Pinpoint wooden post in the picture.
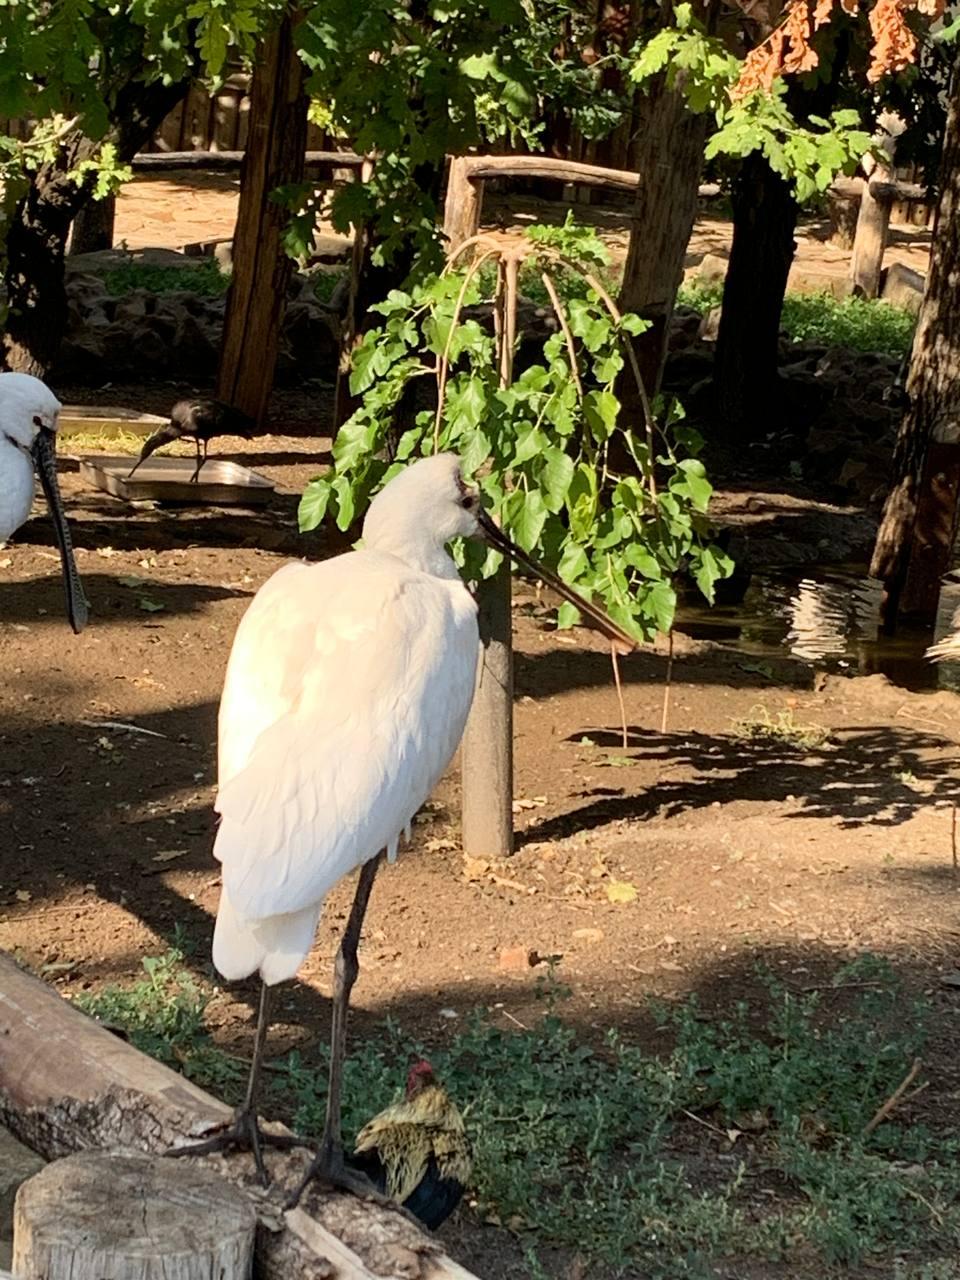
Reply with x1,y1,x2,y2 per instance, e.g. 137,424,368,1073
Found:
216,11,308,425
461,566,514,858
849,112,905,299
871,77,960,628
0,953,480,1280
442,157,483,252
461,254,518,859
13,1153,255,1280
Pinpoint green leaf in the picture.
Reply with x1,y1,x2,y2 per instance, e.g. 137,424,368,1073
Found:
461,426,491,476
298,479,331,532
583,389,619,440
647,580,676,634
557,600,582,630
558,542,589,582
513,490,548,553
541,448,575,513
332,475,357,531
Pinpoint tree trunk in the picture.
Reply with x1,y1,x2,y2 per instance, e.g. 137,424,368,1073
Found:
870,61,960,628
618,87,709,398
68,195,116,255
2,75,192,376
216,12,308,426
713,151,798,438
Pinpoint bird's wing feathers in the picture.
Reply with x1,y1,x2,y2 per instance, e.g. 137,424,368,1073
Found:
214,550,478,922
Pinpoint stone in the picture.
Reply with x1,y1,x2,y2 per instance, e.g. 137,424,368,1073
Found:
498,946,535,973
697,305,722,342
880,262,925,315
696,252,729,285
0,1126,43,1240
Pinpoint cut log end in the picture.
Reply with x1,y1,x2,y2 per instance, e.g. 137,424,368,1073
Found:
13,1151,256,1280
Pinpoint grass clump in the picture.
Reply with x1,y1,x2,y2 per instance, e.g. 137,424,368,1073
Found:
102,258,231,297
677,281,915,357
77,947,957,1279
731,704,831,750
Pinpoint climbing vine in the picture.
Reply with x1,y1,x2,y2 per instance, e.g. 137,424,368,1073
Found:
299,220,733,642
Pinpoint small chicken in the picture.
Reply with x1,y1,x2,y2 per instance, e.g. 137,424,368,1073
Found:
348,1060,471,1229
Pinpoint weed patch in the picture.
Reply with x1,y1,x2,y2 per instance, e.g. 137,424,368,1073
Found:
102,258,231,297
76,948,957,1278
677,281,914,357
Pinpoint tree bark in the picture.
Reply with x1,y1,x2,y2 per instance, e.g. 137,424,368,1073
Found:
713,151,798,438
68,195,116,255
216,12,308,426
870,61,960,627
3,75,192,376
618,87,709,398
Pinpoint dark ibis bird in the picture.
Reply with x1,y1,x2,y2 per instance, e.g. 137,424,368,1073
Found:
0,372,88,632
348,1060,471,1229
166,453,635,1202
128,397,256,483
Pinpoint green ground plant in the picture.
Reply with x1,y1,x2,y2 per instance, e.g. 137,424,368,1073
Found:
677,281,915,358
77,947,959,1279
102,258,230,297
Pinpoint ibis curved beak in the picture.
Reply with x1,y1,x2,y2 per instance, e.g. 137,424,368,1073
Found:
31,427,88,634
476,507,636,655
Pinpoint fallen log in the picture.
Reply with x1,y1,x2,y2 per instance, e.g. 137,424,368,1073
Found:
0,953,480,1280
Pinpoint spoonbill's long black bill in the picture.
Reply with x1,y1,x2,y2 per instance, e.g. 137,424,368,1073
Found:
476,508,636,654
32,427,88,634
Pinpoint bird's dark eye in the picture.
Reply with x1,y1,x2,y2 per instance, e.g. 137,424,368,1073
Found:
461,494,477,511
32,415,43,428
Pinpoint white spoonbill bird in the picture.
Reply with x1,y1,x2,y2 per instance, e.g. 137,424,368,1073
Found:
0,372,88,632
169,453,634,1201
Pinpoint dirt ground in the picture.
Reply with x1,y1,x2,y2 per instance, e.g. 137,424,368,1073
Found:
0,178,956,1277
2,421,960,1276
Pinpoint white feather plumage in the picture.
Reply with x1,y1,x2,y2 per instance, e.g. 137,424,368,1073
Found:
211,455,480,985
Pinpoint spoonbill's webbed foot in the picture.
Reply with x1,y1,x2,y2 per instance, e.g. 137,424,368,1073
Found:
165,1107,311,1187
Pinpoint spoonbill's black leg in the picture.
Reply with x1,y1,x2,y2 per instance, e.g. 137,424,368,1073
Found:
165,983,310,1186
286,853,387,1208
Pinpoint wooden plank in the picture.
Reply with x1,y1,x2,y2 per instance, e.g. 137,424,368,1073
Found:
130,150,362,172
157,99,185,153
462,153,642,194
442,155,483,251
0,953,480,1280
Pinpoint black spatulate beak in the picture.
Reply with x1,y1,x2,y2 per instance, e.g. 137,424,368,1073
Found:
32,427,88,634
476,507,636,654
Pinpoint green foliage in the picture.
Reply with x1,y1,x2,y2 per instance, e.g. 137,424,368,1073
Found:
78,947,960,1278
299,221,732,641
102,258,231,297
630,8,872,202
678,281,916,357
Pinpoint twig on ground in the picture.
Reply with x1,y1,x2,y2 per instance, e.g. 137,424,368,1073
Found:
862,1057,923,1136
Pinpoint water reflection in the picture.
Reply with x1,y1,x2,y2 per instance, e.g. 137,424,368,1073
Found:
676,568,960,692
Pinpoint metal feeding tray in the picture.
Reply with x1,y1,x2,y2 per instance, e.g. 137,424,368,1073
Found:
79,454,276,507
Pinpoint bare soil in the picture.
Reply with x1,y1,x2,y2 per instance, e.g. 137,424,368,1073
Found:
2,421,960,1277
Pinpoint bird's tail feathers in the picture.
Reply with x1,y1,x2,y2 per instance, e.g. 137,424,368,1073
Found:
213,888,323,986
